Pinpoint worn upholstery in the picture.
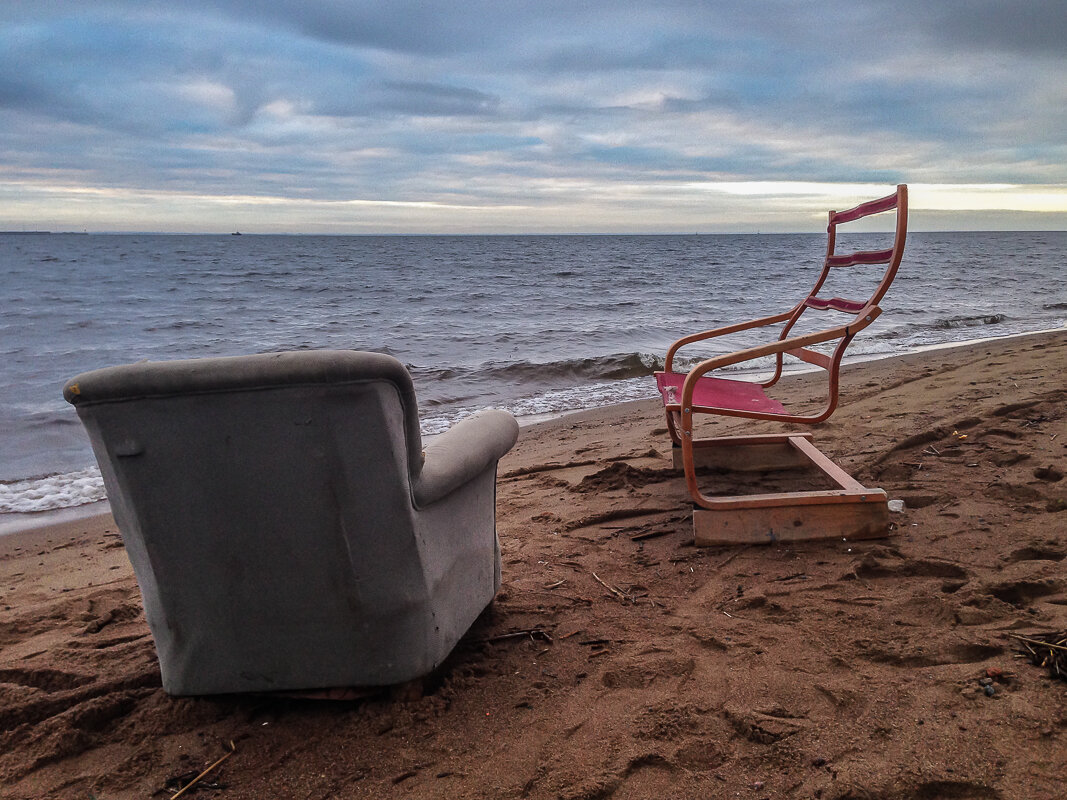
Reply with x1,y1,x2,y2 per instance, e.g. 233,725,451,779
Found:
64,350,518,696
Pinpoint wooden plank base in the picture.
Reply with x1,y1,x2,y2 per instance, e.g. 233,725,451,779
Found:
694,495,889,546
681,434,891,546
671,433,814,472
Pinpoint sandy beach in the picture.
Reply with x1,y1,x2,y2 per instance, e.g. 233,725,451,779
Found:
2,330,1065,799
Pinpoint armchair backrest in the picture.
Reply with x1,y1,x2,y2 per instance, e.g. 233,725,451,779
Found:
64,349,425,478
63,351,447,692
803,183,908,316
763,185,908,406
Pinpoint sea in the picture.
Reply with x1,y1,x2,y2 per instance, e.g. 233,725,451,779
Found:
2,231,1065,527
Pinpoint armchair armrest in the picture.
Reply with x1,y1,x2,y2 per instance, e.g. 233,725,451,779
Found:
412,409,519,508
681,306,882,406
664,308,796,371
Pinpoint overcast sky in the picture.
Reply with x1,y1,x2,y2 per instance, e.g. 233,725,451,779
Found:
2,1,1065,233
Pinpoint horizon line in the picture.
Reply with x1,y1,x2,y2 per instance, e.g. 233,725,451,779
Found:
4,228,1066,237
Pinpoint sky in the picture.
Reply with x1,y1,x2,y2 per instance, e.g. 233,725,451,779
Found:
2,1,1066,234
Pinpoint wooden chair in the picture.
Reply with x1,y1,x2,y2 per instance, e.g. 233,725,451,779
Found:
655,185,907,545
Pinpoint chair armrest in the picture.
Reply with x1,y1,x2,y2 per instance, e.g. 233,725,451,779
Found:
664,309,796,371
412,409,519,508
681,307,882,405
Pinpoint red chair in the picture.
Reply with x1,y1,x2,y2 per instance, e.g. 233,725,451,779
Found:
655,185,907,545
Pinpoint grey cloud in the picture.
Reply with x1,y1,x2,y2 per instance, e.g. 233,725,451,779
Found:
895,0,1067,57
1,0,1064,231
185,0,588,55
374,82,500,116
314,81,500,119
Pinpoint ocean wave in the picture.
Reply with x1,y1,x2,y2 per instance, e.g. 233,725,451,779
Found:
931,313,1008,330
410,352,666,386
417,357,817,437
18,409,83,430
420,391,481,407
420,376,660,436
144,320,224,332
0,467,106,513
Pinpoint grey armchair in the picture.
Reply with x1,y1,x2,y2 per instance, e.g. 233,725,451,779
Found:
63,350,518,696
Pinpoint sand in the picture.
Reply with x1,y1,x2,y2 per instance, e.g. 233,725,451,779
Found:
2,331,1065,799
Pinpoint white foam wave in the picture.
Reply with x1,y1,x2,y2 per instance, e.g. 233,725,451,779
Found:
0,467,107,513
421,377,660,436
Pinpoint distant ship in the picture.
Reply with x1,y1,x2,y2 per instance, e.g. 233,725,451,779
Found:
231,231,242,236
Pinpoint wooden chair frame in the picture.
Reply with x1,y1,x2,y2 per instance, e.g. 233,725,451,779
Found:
656,185,907,545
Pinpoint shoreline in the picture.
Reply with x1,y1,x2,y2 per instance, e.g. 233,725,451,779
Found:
2,324,1064,537
0,500,112,538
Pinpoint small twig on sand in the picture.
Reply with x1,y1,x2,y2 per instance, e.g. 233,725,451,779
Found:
499,459,598,479
1012,632,1066,681
171,742,235,800
630,528,672,542
479,629,553,645
1012,634,1067,652
592,572,634,603
715,546,749,570
564,507,674,532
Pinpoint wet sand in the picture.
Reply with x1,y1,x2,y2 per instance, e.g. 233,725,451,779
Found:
2,330,1065,799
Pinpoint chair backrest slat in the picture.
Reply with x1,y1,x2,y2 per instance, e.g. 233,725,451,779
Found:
771,185,906,385
826,247,896,268
811,184,907,311
803,296,867,313
829,191,899,225
786,346,833,369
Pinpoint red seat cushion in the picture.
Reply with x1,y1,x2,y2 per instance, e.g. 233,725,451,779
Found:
655,371,786,415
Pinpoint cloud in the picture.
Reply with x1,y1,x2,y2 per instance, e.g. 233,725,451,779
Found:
906,0,1067,57
0,1,1064,231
